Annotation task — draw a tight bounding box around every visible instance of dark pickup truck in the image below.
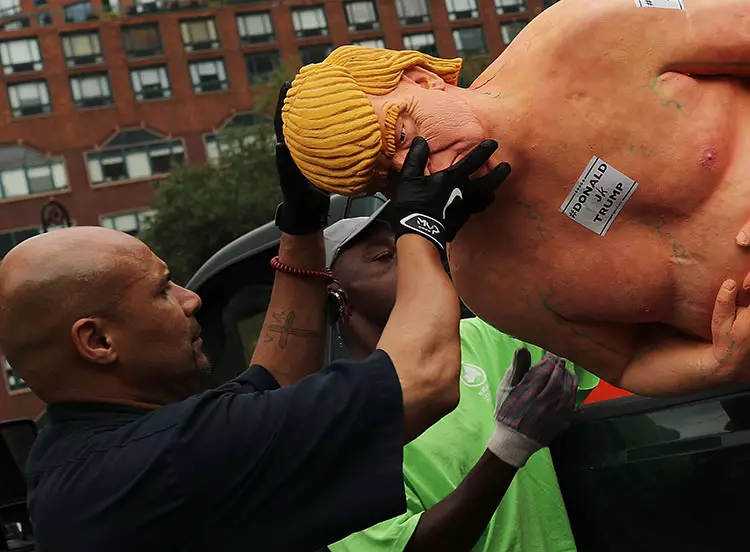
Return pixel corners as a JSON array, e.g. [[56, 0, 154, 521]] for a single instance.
[[2, 194, 749, 551]]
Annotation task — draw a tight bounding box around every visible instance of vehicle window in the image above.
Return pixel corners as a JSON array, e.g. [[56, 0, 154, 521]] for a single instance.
[[553, 391, 750, 551], [345, 194, 386, 218]]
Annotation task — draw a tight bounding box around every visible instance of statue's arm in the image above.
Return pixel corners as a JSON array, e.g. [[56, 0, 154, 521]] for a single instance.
[[525, 280, 750, 396], [659, 0, 750, 78], [613, 279, 750, 396]]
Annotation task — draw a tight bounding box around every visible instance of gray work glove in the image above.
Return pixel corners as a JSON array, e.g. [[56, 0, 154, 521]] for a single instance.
[[488, 349, 578, 467]]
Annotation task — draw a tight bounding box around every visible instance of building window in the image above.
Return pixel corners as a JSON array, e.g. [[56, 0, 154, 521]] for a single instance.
[[0, 0, 20, 18], [299, 43, 332, 66], [403, 32, 438, 57], [122, 24, 164, 58], [2, 357, 27, 392], [236, 12, 275, 44], [70, 73, 113, 109], [101, 210, 155, 236], [188, 59, 228, 94], [34, 0, 46, 6], [204, 113, 268, 162], [0, 38, 43, 75], [62, 32, 103, 67], [7, 81, 52, 118], [344, 1, 379, 32], [244, 51, 279, 84], [0, 146, 68, 200], [445, 0, 479, 20], [291, 6, 329, 39], [453, 26, 487, 57], [352, 38, 385, 48], [180, 18, 220, 52], [396, 0, 430, 25], [130, 66, 171, 101], [500, 20, 528, 45], [64, 1, 92, 23], [495, 0, 525, 14], [0, 228, 37, 258], [87, 129, 185, 184], [38, 12, 52, 26]]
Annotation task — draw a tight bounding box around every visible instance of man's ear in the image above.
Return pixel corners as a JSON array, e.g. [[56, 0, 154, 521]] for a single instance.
[[71, 318, 118, 365], [402, 67, 447, 91]]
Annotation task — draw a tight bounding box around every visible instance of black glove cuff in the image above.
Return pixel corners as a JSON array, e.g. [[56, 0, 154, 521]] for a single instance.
[[275, 203, 328, 235], [391, 210, 447, 256]]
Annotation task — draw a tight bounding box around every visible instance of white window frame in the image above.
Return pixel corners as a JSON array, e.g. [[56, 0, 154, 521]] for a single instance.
[[130, 66, 171, 101], [291, 6, 329, 38], [236, 12, 275, 44], [344, 1, 379, 31], [86, 140, 185, 184], [70, 73, 112, 108], [0, 38, 43, 75], [244, 51, 280, 84], [62, 32, 103, 67], [494, 0, 526, 14], [395, 0, 431, 25], [100, 209, 155, 236], [500, 20, 528, 45], [403, 32, 437, 56], [445, 0, 479, 20], [0, 160, 68, 199], [65, 1, 92, 23], [352, 38, 385, 49], [452, 26, 487, 57], [299, 44, 333, 66], [188, 58, 229, 94], [0, 0, 20, 18], [180, 18, 220, 52], [7, 80, 51, 118]]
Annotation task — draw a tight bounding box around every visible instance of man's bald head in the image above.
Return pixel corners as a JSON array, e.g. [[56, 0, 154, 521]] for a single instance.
[[0, 227, 208, 405]]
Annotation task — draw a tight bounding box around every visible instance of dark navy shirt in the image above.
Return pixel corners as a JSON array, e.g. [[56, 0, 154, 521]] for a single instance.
[[26, 351, 405, 552]]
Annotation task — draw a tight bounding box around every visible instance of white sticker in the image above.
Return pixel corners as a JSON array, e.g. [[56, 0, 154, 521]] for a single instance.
[[634, 0, 685, 10], [560, 157, 639, 237]]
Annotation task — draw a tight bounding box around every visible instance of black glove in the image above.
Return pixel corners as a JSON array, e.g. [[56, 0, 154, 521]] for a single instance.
[[273, 82, 331, 235], [385, 137, 511, 255]]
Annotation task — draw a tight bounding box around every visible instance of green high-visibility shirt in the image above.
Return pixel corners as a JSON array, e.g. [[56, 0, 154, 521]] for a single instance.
[[330, 317, 599, 552]]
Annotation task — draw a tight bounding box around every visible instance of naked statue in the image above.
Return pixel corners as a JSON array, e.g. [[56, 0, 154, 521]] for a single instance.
[[279, 0, 750, 396]]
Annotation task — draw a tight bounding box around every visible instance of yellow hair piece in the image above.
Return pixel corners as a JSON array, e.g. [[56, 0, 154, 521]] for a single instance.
[[281, 46, 463, 195]]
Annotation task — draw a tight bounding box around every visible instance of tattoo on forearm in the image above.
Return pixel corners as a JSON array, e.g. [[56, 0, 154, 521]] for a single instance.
[[263, 310, 319, 349]]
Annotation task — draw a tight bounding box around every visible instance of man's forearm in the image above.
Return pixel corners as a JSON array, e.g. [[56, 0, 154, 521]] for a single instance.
[[378, 235, 461, 442], [250, 232, 328, 387], [405, 450, 516, 552]]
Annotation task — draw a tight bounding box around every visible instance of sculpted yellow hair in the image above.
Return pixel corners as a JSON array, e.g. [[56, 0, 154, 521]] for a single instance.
[[281, 46, 462, 195]]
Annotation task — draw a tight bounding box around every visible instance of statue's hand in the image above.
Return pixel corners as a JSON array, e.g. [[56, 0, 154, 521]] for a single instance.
[[711, 279, 750, 380], [385, 137, 511, 255], [273, 81, 330, 235]]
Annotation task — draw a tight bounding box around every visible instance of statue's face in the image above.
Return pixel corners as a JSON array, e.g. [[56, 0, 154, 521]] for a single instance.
[[366, 67, 489, 180]]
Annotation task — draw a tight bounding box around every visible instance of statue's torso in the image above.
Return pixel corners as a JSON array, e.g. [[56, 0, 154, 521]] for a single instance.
[[449, 0, 750, 373]]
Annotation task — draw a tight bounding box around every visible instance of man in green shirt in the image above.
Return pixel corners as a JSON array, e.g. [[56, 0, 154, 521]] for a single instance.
[[324, 210, 599, 552]]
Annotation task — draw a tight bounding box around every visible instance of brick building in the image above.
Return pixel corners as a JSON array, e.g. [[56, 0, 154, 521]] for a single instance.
[[0, 0, 545, 420]]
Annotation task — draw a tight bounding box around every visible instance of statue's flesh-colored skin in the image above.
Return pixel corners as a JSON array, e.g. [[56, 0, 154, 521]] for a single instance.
[[366, 0, 750, 394]]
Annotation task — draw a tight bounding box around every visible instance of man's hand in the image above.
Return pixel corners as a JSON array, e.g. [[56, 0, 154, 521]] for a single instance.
[[385, 137, 511, 255], [274, 82, 330, 235], [710, 279, 750, 381], [488, 350, 578, 467]]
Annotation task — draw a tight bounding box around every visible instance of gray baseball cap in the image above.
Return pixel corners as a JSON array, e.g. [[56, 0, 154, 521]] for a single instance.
[[324, 202, 390, 269]]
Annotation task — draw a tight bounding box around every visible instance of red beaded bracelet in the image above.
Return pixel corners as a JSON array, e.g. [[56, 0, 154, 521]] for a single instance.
[[270, 256, 335, 283]]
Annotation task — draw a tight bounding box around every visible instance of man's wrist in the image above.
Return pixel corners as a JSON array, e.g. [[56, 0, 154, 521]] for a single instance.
[[275, 203, 328, 236], [277, 232, 326, 272], [487, 424, 542, 468]]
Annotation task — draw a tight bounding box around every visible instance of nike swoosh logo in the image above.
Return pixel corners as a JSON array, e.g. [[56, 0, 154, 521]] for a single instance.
[[443, 188, 464, 219]]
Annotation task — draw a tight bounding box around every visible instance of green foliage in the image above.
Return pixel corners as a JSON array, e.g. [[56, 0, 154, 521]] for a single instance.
[[458, 55, 492, 88], [140, 124, 282, 285]]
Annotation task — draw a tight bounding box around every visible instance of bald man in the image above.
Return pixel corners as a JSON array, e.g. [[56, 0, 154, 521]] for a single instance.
[[0, 109, 507, 549]]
